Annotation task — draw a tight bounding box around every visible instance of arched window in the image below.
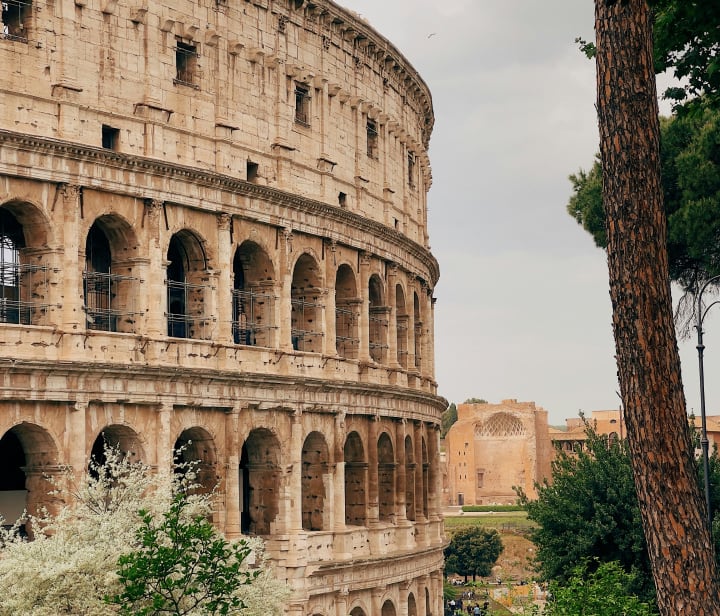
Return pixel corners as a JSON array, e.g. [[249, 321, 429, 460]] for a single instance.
[[302, 431, 329, 531], [0, 209, 24, 324], [369, 274, 388, 363], [174, 427, 217, 496], [344, 431, 367, 526], [232, 241, 275, 347], [291, 254, 322, 353], [240, 429, 281, 536], [335, 264, 359, 359], [378, 432, 395, 522], [396, 283, 408, 368], [166, 231, 209, 340], [381, 599, 397, 616]]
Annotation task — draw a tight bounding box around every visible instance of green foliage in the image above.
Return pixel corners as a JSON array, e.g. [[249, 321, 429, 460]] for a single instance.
[[651, 0, 720, 112], [441, 403, 458, 438], [444, 527, 503, 581], [567, 108, 720, 297], [109, 494, 259, 616], [546, 560, 655, 616], [519, 423, 654, 603], [463, 398, 488, 404]]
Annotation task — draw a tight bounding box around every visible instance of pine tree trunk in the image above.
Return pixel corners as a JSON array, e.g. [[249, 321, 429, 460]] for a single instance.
[[595, 1, 720, 613]]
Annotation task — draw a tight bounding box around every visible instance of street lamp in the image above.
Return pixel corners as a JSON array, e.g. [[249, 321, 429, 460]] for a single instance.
[[694, 274, 720, 531]]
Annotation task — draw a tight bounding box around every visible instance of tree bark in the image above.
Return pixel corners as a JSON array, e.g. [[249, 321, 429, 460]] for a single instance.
[[595, 1, 720, 613]]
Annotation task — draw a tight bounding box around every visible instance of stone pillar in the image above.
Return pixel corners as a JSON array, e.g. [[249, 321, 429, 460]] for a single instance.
[[395, 420, 407, 522], [216, 213, 233, 344], [59, 184, 82, 335], [324, 241, 338, 356], [367, 415, 379, 524], [224, 407, 241, 538], [333, 410, 346, 530], [278, 229, 294, 351], [335, 589, 349, 616], [429, 293, 437, 379], [414, 421, 425, 521], [142, 199, 166, 339], [428, 426, 442, 520], [288, 410, 304, 531], [387, 265, 399, 368], [68, 397, 88, 484], [358, 252, 371, 363], [156, 402, 173, 474], [407, 283, 418, 371]]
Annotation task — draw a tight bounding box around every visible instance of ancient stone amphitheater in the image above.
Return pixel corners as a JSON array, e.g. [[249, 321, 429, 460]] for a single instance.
[[0, 0, 445, 613]]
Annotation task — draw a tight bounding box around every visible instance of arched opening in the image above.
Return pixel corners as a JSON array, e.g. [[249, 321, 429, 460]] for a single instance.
[[408, 592, 417, 616], [89, 425, 145, 472], [381, 599, 396, 616], [335, 264, 359, 359], [422, 437, 429, 518], [405, 434, 415, 521], [0, 423, 59, 534], [413, 291, 422, 370], [425, 588, 431, 616], [0, 208, 25, 324], [368, 274, 388, 363], [302, 431, 329, 531], [232, 241, 275, 347], [396, 283, 408, 368], [377, 432, 395, 522], [166, 231, 209, 340], [344, 431, 367, 526], [239, 429, 281, 535], [349, 608, 367, 616], [291, 253, 323, 353], [83, 217, 139, 333], [174, 427, 217, 495]]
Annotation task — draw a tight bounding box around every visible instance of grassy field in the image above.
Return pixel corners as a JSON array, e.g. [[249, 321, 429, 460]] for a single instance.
[[443, 511, 536, 533]]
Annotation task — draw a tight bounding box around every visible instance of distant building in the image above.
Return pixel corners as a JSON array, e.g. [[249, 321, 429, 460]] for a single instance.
[[444, 400, 553, 506], [550, 409, 625, 454]]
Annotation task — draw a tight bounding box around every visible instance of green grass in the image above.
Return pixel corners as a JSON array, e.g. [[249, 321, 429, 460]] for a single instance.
[[443, 511, 536, 533], [462, 505, 525, 513]]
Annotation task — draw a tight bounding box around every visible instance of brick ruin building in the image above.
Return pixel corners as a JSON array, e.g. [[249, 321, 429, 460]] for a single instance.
[[0, 0, 446, 614]]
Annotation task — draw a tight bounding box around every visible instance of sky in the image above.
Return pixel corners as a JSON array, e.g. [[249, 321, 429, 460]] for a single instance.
[[337, 1, 720, 426]]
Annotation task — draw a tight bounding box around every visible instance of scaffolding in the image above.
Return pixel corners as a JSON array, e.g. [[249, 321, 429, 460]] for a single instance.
[[232, 288, 274, 347], [335, 305, 358, 357], [0, 262, 51, 325], [83, 271, 140, 332], [1, 0, 30, 42], [291, 296, 323, 352], [368, 311, 388, 362], [166, 279, 213, 340]]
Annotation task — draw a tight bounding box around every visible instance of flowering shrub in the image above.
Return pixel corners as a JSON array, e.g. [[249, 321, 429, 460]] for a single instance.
[[0, 444, 289, 616]]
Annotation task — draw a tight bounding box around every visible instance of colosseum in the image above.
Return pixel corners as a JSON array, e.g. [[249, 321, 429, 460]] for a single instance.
[[0, 0, 445, 614]]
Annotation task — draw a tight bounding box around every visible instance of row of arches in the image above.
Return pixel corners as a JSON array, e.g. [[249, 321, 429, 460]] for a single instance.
[[0, 417, 434, 536], [0, 201, 429, 370]]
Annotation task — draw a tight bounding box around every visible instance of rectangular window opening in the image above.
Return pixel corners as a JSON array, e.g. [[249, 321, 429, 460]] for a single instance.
[[407, 151, 416, 188], [366, 119, 378, 158], [338, 192, 347, 208], [101, 125, 120, 151], [175, 40, 198, 87], [2, 0, 30, 42], [294, 84, 310, 126], [246, 160, 259, 182]]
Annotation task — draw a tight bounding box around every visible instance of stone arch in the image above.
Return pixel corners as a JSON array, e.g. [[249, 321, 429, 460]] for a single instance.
[[381, 599, 397, 616], [421, 436, 429, 517], [0, 422, 59, 530], [335, 263, 359, 359], [479, 413, 526, 437], [302, 430, 329, 531], [239, 428, 281, 535], [89, 424, 146, 469], [425, 588, 431, 615], [291, 252, 323, 353], [405, 433, 416, 521], [396, 283, 408, 368], [344, 430, 367, 526], [369, 273, 388, 363], [83, 214, 140, 333], [0, 202, 52, 325], [174, 426, 218, 495], [408, 592, 417, 616], [232, 240, 275, 347], [166, 229, 209, 339], [349, 607, 367, 616], [377, 431, 395, 522]]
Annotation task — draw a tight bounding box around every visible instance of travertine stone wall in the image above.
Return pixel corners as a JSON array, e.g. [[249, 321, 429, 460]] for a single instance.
[[0, 1, 445, 614]]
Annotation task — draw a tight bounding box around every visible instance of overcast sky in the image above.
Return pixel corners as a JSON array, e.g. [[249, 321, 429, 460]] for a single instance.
[[337, 1, 718, 425]]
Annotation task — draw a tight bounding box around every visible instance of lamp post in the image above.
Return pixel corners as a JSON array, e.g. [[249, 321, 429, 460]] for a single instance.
[[695, 274, 720, 531]]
